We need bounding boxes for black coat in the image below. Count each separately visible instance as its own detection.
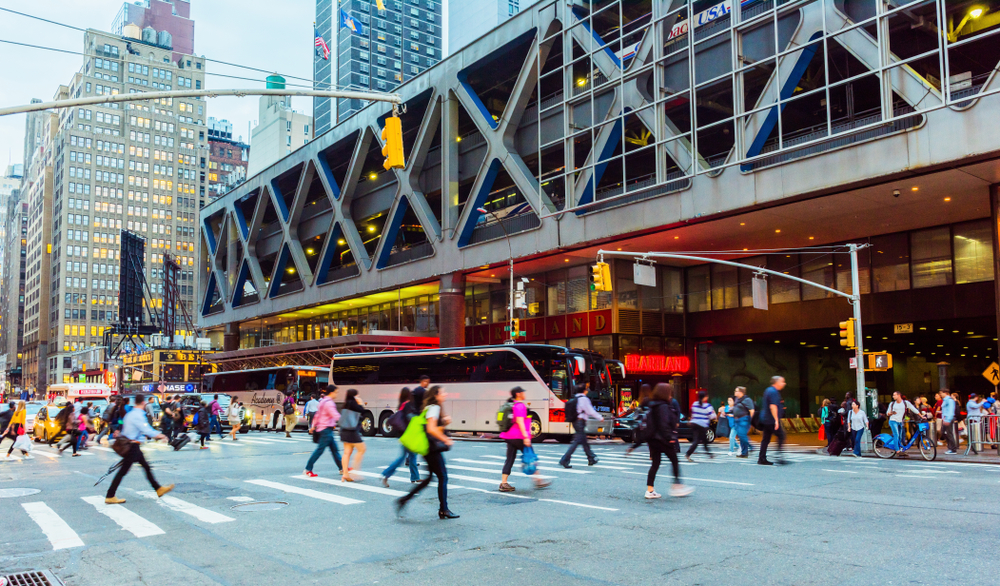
[195,406,211,434]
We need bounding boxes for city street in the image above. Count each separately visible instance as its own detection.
[1,431,996,585]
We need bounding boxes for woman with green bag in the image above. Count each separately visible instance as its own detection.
[396,386,458,519]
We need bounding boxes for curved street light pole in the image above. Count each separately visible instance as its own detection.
[476,208,515,344]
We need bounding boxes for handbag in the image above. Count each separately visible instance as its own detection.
[112,437,133,457]
[428,433,451,454]
[340,409,360,431]
[386,404,409,438]
[521,445,538,475]
[399,410,429,456]
[13,435,32,453]
[818,425,826,441]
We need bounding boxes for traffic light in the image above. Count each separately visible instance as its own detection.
[591,262,612,292]
[867,352,893,371]
[839,318,856,349]
[510,318,521,339]
[381,115,405,170]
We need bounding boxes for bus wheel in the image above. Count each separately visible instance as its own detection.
[528,412,545,442]
[360,411,376,437]
[378,412,393,437]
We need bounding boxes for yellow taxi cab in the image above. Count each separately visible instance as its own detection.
[31,404,69,443]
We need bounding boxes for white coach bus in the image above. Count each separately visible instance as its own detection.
[329,344,621,441]
[203,366,329,431]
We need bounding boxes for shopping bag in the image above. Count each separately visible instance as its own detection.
[399,411,429,456]
[13,435,32,453]
[818,425,826,441]
[521,445,538,475]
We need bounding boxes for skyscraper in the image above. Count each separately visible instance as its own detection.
[314,0,444,134]
[447,0,540,55]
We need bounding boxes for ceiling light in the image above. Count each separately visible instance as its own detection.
[809,236,815,240]
[369,173,377,180]
[577,78,587,87]
[944,197,951,202]
[337,239,346,245]
[775,229,781,233]
[911,186,919,191]
[286,267,295,274]
[367,226,376,232]
[455,136,462,143]
[774,340,780,344]
[306,248,315,255]
[970,7,984,18]
[746,339,752,342]
[617,247,622,251]
[740,222,745,226]
[674,236,679,240]
[564,258,569,262]
[952,330,959,333]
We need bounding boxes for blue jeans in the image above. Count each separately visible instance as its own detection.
[852,429,865,456]
[889,421,904,448]
[735,416,751,456]
[305,428,342,473]
[210,415,223,437]
[383,444,420,482]
[728,418,737,452]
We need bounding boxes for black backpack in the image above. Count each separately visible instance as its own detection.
[564,395,579,424]
[634,406,654,443]
[283,401,295,415]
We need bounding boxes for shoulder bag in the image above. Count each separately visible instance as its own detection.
[112,436,134,457]
[399,409,429,456]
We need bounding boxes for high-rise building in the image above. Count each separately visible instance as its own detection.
[25,27,209,388]
[112,0,195,62]
[447,0,539,55]
[314,0,444,134]
[1,190,27,393]
[207,117,250,198]
[0,164,24,391]
[248,92,313,177]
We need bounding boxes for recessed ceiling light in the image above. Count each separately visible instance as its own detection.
[564,258,569,262]
[911,186,919,191]
[617,248,622,251]
[775,229,781,233]
[746,339,752,342]
[674,236,679,240]
[944,197,951,202]
[740,222,745,226]
[809,236,814,240]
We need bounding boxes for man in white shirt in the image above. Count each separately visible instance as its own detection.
[304,392,320,428]
[886,392,921,451]
[558,383,602,468]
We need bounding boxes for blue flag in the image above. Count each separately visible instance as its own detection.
[340,9,365,36]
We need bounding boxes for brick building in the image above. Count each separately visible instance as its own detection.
[207,118,249,198]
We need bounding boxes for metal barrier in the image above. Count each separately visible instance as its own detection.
[963,415,1000,456]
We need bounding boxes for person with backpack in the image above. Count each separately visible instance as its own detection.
[498,387,551,492]
[732,386,754,458]
[558,383,601,469]
[644,383,692,499]
[95,400,118,445]
[819,399,834,448]
[625,384,653,456]
[1,401,32,460]
[228,401,245,439]
[195,401,212,449]
[685,391,717,461]
[339,389,367,482]
[304,387,342,477]
[282,393,298,438]
[758,376,787,466]
[381,388,421,487]
[304,392,320,429]
[396,385,457,519]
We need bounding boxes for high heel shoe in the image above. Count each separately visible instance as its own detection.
[438,510,460,519]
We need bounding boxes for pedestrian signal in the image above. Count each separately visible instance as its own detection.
[867,352,892,371]
[381,116,404,170]
[839,318,856,349]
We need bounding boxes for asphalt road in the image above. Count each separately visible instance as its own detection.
[1,430,996,586]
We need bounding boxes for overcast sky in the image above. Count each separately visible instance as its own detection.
[0,0,315,169]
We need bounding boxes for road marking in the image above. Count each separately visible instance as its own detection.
[297,474,408,497]
[21,502,84,550]
[89,446,116,453]
[227,496,255,502]
[30,451,60,459]
[242,437,286,444]
[895,474,937,479]
[137,491,236,523]
[451,458,588,475]
[621,471,754,486]
[35,447,94,457]
[510,455,631,470]
[82,496,165,538]
[822,469,859,474]
[244,479,364,505]
[538,499,618,511]
[430,462,557,478]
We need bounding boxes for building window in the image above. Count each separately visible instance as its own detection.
[710,264,738,309]
[769,254,800,304]
[953,220,993,284]
[871,233,910,292]
[686,266,710,312]
[911,227,953,288]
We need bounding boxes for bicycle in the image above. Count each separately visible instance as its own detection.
[872,421,936,461]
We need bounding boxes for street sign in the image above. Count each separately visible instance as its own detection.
[78,374,85,383]
[849,357,857,369]
[752,275,768,310]
[634,263,656,287]
[893,323,913,334]
[867,352,892,371]
[982,362,1000,385]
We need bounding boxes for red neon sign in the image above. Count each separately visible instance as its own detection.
[624,354,691,374]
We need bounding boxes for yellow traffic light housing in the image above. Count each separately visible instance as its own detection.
[381,115,404,170]
[601,261,612,292]
[511,318,522,339]
[839,318,856,349]
[591,262,612,292]
[867,352,893,371]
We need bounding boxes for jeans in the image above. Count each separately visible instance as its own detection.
[210,415,223,438]
[401,451,449,512]
[728,419,737,452]
[851,429,865,456]
[107,443,160,498]
[758,423,786,463]
[383,444,420,482]
[889,420,904,448]
[560,419,596,465]
[647,440,680,486]
[735,416,751,456]
[685,425,712,457]
[305,428,342,473]
[95,424,112,444]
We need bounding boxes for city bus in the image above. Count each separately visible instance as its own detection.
[47,383,113,405]
[202,366,329,431]
[329,344,622,441]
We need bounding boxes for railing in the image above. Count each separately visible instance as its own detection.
[468,212,541,245]
[585,172,690,214]
[384,242,434,267]
[323,264,361,283]
[964,414,1000,456]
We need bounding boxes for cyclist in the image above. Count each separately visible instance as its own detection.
[886,392,922,455]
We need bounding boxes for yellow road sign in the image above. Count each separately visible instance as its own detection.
[982,362,1000,385]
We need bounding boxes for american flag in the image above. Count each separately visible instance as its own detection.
[314,28,330,60]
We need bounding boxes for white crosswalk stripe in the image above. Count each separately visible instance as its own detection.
[136,491,236,523]
[509,454,631,470]
[452,458,591,475]
[21,502,84,550]
[298,474,408,497]
[422,461,557,478]
[245,479,364,505]
[82,496,165,538]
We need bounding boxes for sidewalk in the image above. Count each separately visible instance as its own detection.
[745,431,1000,465]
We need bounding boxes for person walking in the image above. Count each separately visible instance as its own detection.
[847,401,869,458]
[282,393,298,438]
[820,399,834,448]
[228,401,244,440]
[941,389,958,454]
[625,384,653,456]
[95,400,118,445]
[381,388,420,487]
[721,396,737,455]
[62,407,89,457]
[2,401,32,460]
[886,392,921,454]
[644,383,692,499]
[195,401,212,449]
[304,387,343,477]
[732,386,754,458]
[558,383,600,468]
[396,385,457,519]
[105,394,174,504]
[339,389,367,482]
[52,403,74,448]
[209,395,224,440]
[685,391,717,461]
[758,376,787,466]
[498,387,550,492]
[160,396,176,442]
[0,401,15,456]
[304,392,320,429]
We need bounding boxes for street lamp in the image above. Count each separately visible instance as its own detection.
[951,7,986,41]
[476,207,516,344]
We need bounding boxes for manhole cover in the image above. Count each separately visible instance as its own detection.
[0,488,41,498]
[230,501,288,512]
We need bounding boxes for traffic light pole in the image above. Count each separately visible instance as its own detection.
[849,244,870,440]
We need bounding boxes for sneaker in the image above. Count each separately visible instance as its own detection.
[304,471,318,478]
[757,460,774,466]
[736,454,749,458]
[533,480,551,490]
[200,446,209,450]
[156,484,175,498]
[105,497,126,505]
[23,454,34,460]
[936,441,943,446]
[945,450,957,454]
[588,459,598,466]
[685,456,694,463]
[669,485,695,498]
[498,482,515,492]
[644,490,661,499]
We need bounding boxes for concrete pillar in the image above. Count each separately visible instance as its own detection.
[438,272,466,349]
[991,183,1000,366]
[937,361,950,392]
[223,322,240,352]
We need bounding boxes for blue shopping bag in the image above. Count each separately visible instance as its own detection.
[521,445,538,475]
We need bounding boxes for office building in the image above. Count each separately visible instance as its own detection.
[207,117,250,198]
[112,0,195,62]
[314,0,444,134]
[247,89,312,177]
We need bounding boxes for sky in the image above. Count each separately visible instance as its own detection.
[0,0,316,168]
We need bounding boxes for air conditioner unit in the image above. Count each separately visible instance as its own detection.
[196,337,211,351]
[150,334,163,347]
[185,335,195,348]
